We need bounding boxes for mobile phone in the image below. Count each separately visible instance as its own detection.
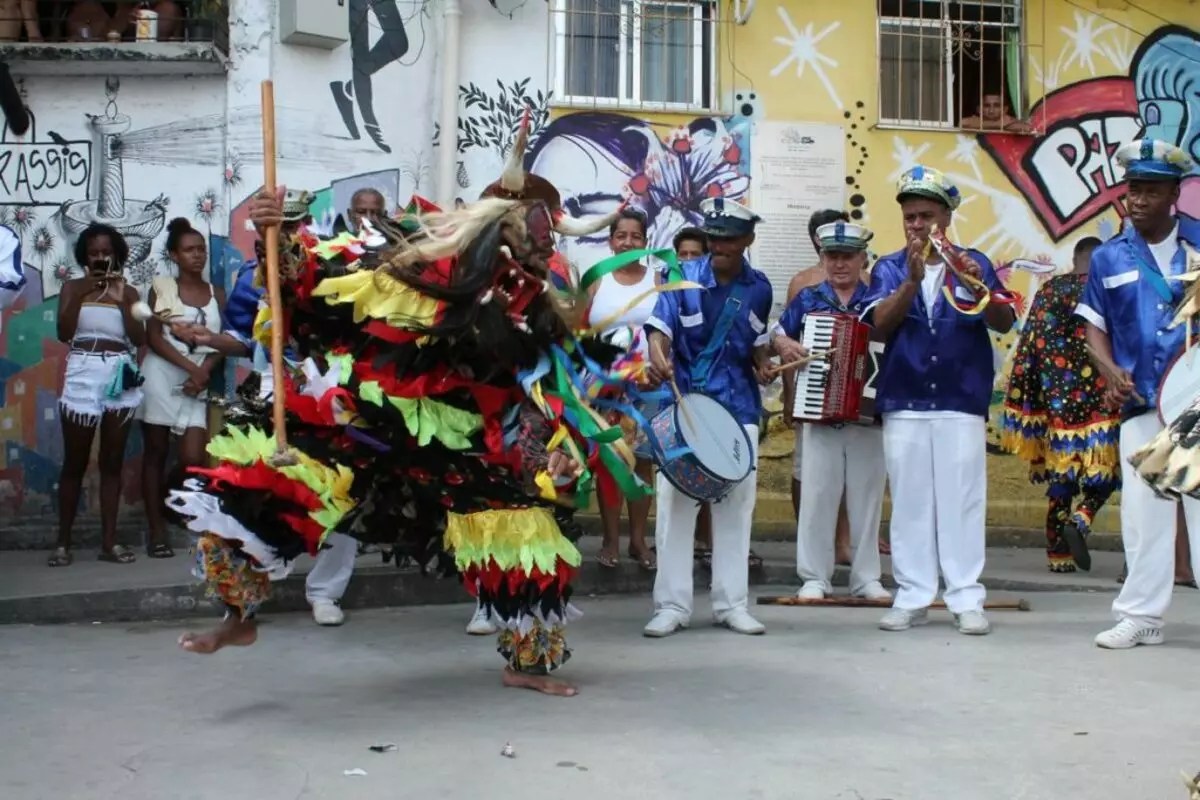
[90,256,114,274]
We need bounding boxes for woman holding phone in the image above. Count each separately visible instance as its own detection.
[50,224,146,567]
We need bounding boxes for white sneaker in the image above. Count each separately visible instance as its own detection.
[796,582,827,600]
[853,581,893,601]
[714,608,766,635]
[1094,619,1163,649]
[643,611,689,638]
[954,609,992,636]
[879,607,928,631]
[311,600,345,627]
[466,605,498,636]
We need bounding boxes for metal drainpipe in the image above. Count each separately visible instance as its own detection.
[437,0,463,207]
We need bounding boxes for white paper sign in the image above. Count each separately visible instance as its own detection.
[749,121,847,306]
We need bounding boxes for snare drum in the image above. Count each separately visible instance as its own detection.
[1158,348,1200,425]
[634,392,754,502]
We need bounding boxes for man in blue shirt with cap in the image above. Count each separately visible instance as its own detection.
[861,165,1015,637]
[1075,138,1200,650]
[642,197,775,638]
[770,221,891,603]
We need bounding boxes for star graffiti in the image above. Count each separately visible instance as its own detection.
[769,8,843,110]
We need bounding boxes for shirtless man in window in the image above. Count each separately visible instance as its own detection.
[0,0,39,42]
[960,92,1032,134]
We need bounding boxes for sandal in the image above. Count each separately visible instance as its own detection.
[597,552,619,569]
[629,545,657,572]
[879,539,892,556]
[99,544,136,564]
[148,542,175,559]
[693,546,711,564]
[748,550,763,570]
[47,547,73,567]
[1176,578,1198,589]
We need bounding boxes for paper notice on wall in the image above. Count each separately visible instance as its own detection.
[749,121,847,306]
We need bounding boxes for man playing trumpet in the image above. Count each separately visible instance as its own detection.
[861,166,1015,635]
[770,221,890,602]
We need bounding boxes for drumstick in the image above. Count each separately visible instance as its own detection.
[668,377,700,432]
[768,348,837,375]
[260,80,295,467]
[756,595,1032,611]
[1084,343,1146,405]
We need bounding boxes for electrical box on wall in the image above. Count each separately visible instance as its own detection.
[279,0,350,50]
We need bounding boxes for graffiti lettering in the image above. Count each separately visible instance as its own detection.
[1028,114,1142,222]
[0,141,92,207]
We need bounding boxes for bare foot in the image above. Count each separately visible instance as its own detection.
[501,667,578,697]
[177,617,258,654]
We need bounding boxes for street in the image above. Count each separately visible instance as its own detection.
[3,591,1200,800]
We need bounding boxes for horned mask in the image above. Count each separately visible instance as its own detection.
[484,108,624,238]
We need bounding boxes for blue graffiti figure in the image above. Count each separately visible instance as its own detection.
[1134,29,1200,173]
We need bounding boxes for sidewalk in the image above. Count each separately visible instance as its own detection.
[0,536,1132,626]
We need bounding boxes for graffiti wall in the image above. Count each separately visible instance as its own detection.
[0,0,438,522]
[462,0,1197,445]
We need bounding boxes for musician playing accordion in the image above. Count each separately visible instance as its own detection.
[861,166,1015,636]
[643,197,775,638]
[1075,138,1200,650]
[770,222,891,603]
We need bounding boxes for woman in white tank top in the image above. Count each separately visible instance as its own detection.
[585,209,660,571]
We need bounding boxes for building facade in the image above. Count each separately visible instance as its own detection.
[0,0,1195,524]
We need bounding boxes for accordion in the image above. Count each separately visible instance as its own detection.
[791,312,885,426]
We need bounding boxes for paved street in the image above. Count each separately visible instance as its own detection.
[4,591,1200,800]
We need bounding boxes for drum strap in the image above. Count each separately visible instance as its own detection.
[1126,240,1178,305]
[691,282,748,391]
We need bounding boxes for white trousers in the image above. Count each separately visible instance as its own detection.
[883,414,987,613]
[796,424,886,593]
[1113,412,1200,627]
[305,532,357,603]
[653,424,758,619]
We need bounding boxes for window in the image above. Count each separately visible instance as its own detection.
[877,0,1029,133]
[550,0,718,111]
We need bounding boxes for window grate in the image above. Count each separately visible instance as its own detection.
[877,0,1035,134]
[549,0,720,113]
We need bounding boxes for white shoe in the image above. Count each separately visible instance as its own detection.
[879,607,928,631]
[714,608,765,635]
[643,611,689,638]
[796,582,827,600]
[311,600,345,627]
[853,581,893,601]
[954,609,992,636]
[466,605,498,636]
[1094,619,1163,649]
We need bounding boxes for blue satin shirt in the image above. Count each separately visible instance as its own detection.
[1075,215,1200,416]
[861,247,1007,418]
[222,258,262,346]
[773,279,870,340]
[645,254,774,427]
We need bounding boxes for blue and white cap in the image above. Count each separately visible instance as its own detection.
[699,197,762,238]
[1116,138,1195,181]
[815,221,873,253]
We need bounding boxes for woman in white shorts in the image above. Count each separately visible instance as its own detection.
[139,218,227,559]
[50,224,146,567]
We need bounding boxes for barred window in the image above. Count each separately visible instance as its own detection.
[550,0,718,111]
[878,0,1030,133]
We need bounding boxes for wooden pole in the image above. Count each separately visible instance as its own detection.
[756,596,1032,612]
[260,80,292,464]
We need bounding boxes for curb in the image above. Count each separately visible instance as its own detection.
[0,558,1117,627]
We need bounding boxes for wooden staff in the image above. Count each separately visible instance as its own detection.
[756,595,1031,612]
[260,80,294,466]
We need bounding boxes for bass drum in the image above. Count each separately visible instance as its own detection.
[1158,348,1200,426]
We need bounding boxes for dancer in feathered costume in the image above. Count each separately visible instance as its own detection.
[169,115,664,696]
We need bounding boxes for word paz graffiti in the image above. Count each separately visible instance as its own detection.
[979,78,1140,241]
[0,118,92,207]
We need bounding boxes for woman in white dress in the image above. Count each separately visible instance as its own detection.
[586,209,661,570]
[138,218,227,558]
